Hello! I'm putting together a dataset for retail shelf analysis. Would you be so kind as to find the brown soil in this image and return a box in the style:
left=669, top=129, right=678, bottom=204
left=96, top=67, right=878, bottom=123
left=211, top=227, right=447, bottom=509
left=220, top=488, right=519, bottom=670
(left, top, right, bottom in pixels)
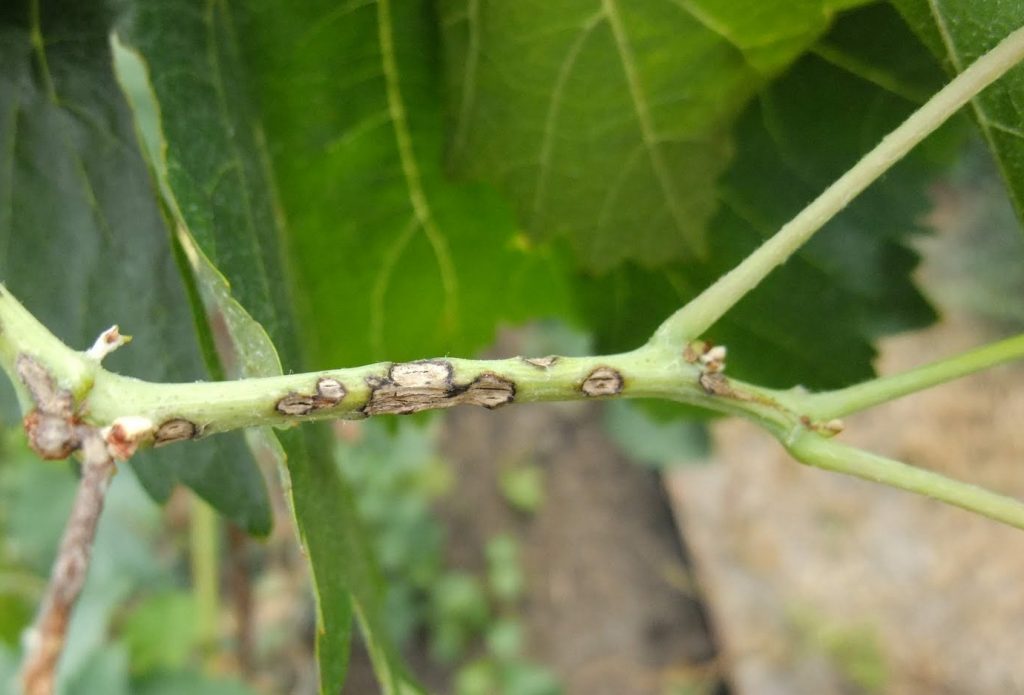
left=434, top=399, right=719, bottom=694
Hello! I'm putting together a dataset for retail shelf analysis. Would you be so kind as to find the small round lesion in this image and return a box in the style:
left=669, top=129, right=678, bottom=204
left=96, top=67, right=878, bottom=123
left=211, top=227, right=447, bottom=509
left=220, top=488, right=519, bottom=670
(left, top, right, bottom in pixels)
left=275, top=394, right=317, bottom=416
left=154, top=418, right=198, bottom=446
left=581, top=367, right=623, bottom=397
left=464, top=373, right=516, bottom=408
left=316, top=377, right=346, bottom=403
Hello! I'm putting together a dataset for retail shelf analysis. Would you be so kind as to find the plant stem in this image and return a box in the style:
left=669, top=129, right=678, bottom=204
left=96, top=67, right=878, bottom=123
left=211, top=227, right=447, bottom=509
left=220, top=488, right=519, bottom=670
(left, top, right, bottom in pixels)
left=652, top=23, right=1024, bottom=346
left=801, top=333, right=1024, bottom=420
left=787, top=432, right=1024, bottom=530
left=0, top=287, right=95, bottom=408
left=20, top=431, right=116, bottom=695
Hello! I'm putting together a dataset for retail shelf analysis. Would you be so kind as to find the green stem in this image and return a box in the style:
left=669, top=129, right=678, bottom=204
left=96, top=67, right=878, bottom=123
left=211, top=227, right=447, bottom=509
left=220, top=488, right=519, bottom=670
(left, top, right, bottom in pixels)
left=801, top=333, right=1024, bottom=420
left=652, top=23, right=1024, bottom=346
left=0, top=286, right=96, bottom=407
left=788, top=432, right=1024, bottom=530
left=190, top=495, right=220, bottom=664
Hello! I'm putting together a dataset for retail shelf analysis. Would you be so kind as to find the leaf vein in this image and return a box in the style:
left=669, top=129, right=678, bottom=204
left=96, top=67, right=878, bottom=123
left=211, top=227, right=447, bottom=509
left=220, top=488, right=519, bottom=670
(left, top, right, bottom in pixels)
left=603, top=0, right=698, bottom=254
left=531, top=10, right=604, bottom=225
left=377, top=0, right=459, bottom=335
left=449, top=0, right=481, bottom=162
left=370, top=216, right=418, bottom=357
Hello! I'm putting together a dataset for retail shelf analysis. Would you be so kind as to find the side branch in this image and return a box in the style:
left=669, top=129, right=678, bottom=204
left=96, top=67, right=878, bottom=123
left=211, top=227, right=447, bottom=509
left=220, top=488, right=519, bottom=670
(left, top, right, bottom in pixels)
left=787, top=432, right=1024, bottom=531
left=20, top=431, right=116, bottom=695
left=800, top=333, right=1024, bottom=420
left=651, top=24, right=1024, bottom=346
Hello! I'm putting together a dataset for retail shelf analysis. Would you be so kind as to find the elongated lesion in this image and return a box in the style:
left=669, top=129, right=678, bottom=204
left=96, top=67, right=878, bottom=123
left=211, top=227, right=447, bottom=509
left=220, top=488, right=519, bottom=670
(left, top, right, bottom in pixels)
left=362, top=360, right=515, bottom=415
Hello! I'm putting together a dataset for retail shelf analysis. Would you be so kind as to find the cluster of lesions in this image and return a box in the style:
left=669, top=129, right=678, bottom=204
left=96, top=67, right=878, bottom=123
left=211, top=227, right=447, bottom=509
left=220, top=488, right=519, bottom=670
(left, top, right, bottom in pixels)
left=684, top=340, right=843, bottom=437
left=270, top=355, right=632, bottom=420
left=520, top=353, right=626, bottom=398
left=272, top=362, right=518, bottom=418
left=362, top=361, right=516, bottom=415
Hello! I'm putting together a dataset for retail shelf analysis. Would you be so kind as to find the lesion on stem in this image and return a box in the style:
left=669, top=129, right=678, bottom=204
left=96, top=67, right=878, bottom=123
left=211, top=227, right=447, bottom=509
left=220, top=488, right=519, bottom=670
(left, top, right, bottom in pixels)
left=14, top=353, right=119, bottom=695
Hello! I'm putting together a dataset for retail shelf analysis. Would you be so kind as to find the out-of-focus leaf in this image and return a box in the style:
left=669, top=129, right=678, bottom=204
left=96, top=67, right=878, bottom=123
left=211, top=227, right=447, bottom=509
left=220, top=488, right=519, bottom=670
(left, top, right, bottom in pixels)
left=577, top=4, right=960, bottom=391
left=893, top=0, right=1024, bottom=232
left=229, top=0, right=572, bottom=369
left=439, top=0, right=872, bottom=270
left=115, top=6, right=419, bottom=692
left=603, top=401, right=709, bottom=468
left=120, top=592, right=199, bottom=674
left=0, top=1, right=271, bottom=535
left=132, top=671, right=262, bottom=695
left=64, top=645, right=130, bottom=695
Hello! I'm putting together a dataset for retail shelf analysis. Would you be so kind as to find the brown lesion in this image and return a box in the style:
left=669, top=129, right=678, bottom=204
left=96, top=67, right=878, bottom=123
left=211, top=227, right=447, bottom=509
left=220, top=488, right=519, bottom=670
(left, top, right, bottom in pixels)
left=17, top=354, right=80, bottom=460
left=154, top=418, right=199, bottom=446
left=522, top=355, right=559, bottom=369
left=363, top=360, right=515, bottom=415
left=581, top=366, right=623, bottom=397
left=274, top=375, right=349, bottom=417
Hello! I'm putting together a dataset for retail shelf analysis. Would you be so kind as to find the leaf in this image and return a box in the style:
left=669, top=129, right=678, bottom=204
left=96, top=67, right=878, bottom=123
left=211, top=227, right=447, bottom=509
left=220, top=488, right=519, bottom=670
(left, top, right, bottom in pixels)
left=132, top=671, right=261, bottom=695
left=231, top=0, right=573, bottom=369
left=892, top=0, right=1024, bottom=233
left=120, top=592, right=200, bottom=674
left=576, top=3, right=960, bottom=390
left=439, top=0, right=872, bottom=270
left=0, top=0, right=271, bottom=534
left=113, top=5, right=419, bottom=692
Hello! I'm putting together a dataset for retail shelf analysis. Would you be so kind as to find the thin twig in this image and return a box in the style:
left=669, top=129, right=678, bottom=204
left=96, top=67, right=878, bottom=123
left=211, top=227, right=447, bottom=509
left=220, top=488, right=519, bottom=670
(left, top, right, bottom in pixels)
left=20, top=430, right=115, bottom=695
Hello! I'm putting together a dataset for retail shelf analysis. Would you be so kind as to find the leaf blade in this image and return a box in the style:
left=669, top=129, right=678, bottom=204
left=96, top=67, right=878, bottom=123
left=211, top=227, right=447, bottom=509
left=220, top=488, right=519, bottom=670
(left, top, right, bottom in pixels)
left=892, top=0, right=1024, bottom=233
left=0, top=0, right=272, bottom=534
left=440, top=0, right=874, bottom=270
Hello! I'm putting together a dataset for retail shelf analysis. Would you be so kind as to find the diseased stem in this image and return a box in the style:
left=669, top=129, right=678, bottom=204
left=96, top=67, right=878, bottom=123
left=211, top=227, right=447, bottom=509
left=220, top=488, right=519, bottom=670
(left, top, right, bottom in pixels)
left=787, top=432, right=1024, bottom=531
left=20, top=431, right=116, bottom=695
left=652, top=23, right=1024, bottom=346
left=801, top=333, right=1024, bottom=420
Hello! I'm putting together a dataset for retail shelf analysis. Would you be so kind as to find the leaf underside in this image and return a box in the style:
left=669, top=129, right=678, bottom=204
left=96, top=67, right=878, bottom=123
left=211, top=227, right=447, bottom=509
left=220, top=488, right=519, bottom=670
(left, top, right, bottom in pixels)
left=893, top=0, right=1024, bottom=236
left=0, top=0, right=271, bottom=535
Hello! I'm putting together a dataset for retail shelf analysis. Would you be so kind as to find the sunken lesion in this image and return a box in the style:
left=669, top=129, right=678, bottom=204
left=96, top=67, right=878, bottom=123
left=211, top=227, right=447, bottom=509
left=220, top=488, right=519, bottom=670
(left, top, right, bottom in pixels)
left=522, top=355, right=559, bottom=369
left=274, top=375, right=349, bottom=417
left=363, top=360, right=515, bottom=416
left=580, top=366, right=623, bottom=397
left=154, top=418, right=199, bottom=446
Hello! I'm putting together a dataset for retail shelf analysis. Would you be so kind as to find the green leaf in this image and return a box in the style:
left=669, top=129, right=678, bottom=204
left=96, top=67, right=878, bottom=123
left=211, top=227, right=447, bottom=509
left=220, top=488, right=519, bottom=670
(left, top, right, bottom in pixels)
left=132, top=671, right=261, bottom=695
left=64, top=645, right=130, bottom=695
left=232, top=0, right=573, bottom=368
left=0, top=1, right=271, bottom=535
left=577, top=3, right=959, bottom=390
left=892, top=0, right=1024, bottom=233
left=113, top=5, right=419, bottom=692
left=603, top=401, right=709, bottom=468
left=120, top=592, right=200, bottom=675
left=439, top=0, right=871, bottom=270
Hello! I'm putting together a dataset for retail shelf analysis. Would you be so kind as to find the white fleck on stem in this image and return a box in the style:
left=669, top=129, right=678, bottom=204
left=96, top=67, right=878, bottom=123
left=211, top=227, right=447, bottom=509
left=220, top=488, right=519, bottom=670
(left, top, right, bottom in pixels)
left=85, top=325, right=131, bottom=362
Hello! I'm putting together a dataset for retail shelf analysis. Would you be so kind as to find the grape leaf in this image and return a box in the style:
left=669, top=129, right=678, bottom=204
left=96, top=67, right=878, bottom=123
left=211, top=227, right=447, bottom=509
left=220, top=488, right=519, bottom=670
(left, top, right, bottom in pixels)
left=0, top=0, right=271, bottom=535
left=113, top=4, right=419, bottom=693
left=892, top=0, right=1024, bottom=233
left=229, top=0, right=572, bottom=370
left=439, top=0, right=872, bottom=270
left=576, top=3, right=960, bottom=390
